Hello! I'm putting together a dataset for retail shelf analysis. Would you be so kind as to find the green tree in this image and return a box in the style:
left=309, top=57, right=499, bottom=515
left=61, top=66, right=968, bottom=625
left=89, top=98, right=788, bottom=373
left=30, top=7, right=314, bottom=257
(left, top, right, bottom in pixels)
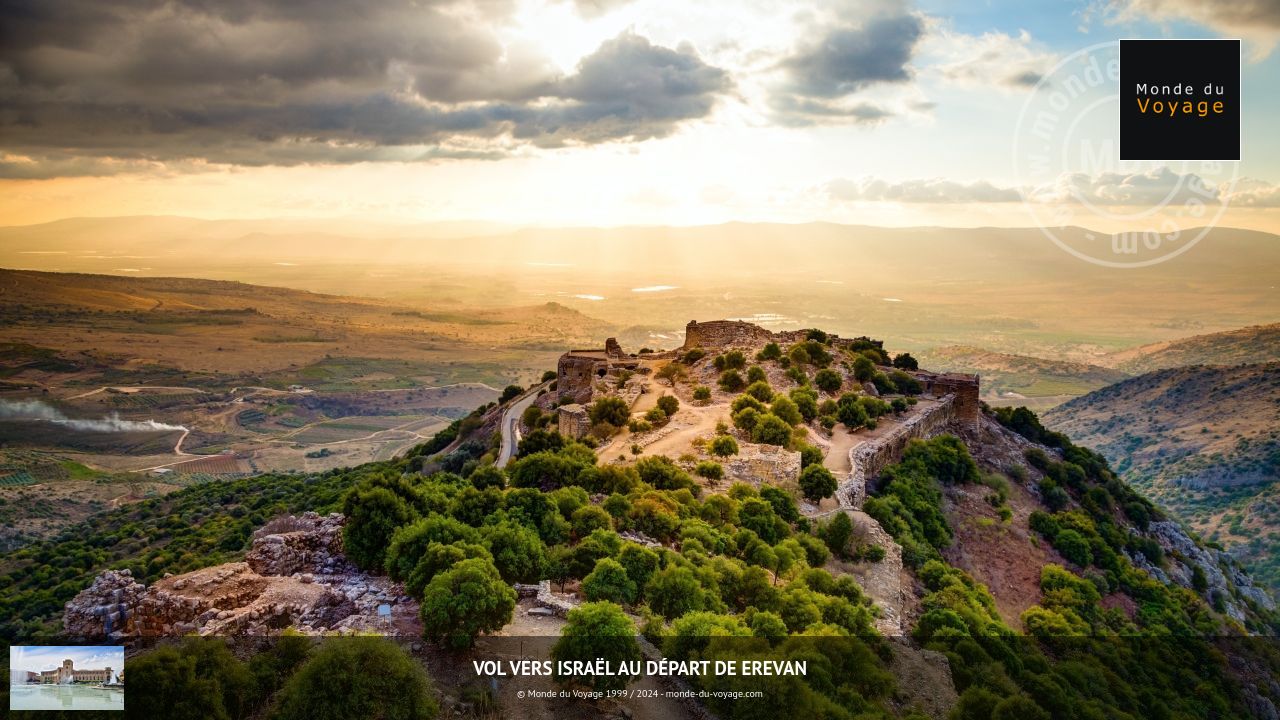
left=745, top=380, right=775, bottom=402
left=695, top=460, right=724, bottom=481
left=853, top=356, right=875, bottom=382
left=814, top=369, right=843, bottom=394
left=571, top=504, right=613, bottom=538
left=770, top=395, right=803, bottom=426
left=751, top=413, right=793, bottom=446
left=468, top=464, right=506, bottom=491
left=1052, top=529, right=1093, bottom=567
left=128, top=639, right=257, bottom=720
left=758, top=342, right=782, bottom=361
left=406, top=542, right=493, bottom=599
left=589, top=396, right=631, bottom=427
left=799, top=464, right=838, bottom=502
left=483, top=521, right=547, bottom=582
left=710, top=434, right=739, bottom=457
left=821, top=512, right=854, bottom=557
left=693, top=385, right=711, bottom=401
left=385, top=514, right=481, bottom=581
left=582, top=557, right=638, bottom=604
left=552, top=602, right=642, bottom=692
left=419, top=558, right=516, bottom=649
left=718, top=369, right=746, bottom=392
left=892, top=353, right=919, bottom=370
left=342, top=486, right=417, bottom=573
left=269, top=638, right=439, bottom=720
left=500, top=385, right=524, bottom=403
left=656, top=394, right=680, bottom=416
left=747, top=365, right=768, bottom=384
left=647, top=565, right=710, bottom=619
left=635, top=455, right=695, bottom=491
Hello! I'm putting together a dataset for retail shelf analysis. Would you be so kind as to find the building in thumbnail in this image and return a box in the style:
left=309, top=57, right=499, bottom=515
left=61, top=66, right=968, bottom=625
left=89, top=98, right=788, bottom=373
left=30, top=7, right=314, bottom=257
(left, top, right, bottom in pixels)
left=38, top=658, right=113, bottom=684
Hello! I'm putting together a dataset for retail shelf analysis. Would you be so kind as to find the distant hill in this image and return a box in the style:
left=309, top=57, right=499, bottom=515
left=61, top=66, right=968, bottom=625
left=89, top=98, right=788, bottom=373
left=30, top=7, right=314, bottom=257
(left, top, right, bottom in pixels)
left=919, top=346, right=1130, bottom=409
left=0, top=268, right=613, bottom=383
left=1045, top=363, right=1280, bottom=593
left=1102, top=323, right=1280, bottom=374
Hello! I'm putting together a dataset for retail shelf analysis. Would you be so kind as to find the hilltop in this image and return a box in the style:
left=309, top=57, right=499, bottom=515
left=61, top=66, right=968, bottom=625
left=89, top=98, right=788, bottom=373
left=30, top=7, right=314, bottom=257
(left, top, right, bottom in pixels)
left=2, top=319, right=1277, bottom=720
left=1102, top=322, right=1280, bottom=374
left=1045, top=362, right=1280, bottom=594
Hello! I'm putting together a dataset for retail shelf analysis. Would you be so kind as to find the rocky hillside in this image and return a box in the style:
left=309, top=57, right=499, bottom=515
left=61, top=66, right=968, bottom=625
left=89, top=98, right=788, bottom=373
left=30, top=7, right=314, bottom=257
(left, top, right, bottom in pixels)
left=1104, top=322, right=1280, bottom=374
left=1045, top=363, right=1280, bottom=593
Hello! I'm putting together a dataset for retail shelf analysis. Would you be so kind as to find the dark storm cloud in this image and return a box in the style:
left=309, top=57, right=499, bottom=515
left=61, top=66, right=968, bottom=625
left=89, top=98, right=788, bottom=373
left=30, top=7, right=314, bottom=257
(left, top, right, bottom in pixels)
left=772, top=9, right=923, bottom=124
left=0, top=1, right=730, bottom=177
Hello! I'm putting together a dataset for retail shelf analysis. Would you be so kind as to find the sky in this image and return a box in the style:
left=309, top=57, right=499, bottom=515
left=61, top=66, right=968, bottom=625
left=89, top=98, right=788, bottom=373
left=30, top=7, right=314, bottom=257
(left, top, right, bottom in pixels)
left=9, top=645, right=124, bottom=676
left=2, top=0, right=1280, bottom=231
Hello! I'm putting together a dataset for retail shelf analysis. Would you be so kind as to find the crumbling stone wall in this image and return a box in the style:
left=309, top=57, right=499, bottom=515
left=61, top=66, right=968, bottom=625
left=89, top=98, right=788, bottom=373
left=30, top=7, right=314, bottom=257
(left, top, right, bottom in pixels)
left=914, top=372, right=980, bottom=427
left=556, top=404, right=590, bottom=440
left=682, top=320, right=777, bottom=350
left=722, top=442, right=802, bottom=493
left=836, top=397, right=958, bottom=507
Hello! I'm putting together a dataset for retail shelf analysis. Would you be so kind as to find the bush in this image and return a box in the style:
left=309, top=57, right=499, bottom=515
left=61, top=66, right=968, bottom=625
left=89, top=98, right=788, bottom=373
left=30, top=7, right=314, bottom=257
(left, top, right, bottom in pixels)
left=758, top=342, right=782, bottom=361
left=770, top=395, right=803, bottom=426
left=582, top=558, right=638, bottom=604
left=814, top=369, right=843, bottom=393
left=468, top=465, right=506, bottom=491
left=693, top=385, right=711, bottom=401
left=644, top=407, right=668, bottom=425
left=552, top=602, right=642, bottom=692
left=342, top=486, right=417, bottom=573
left=419, top=558, right=516, bottom=649
left=799, top=464, right=838, bottom=502
left=269, top=638, right=439, bottom=720
left=892, top=353, right=919, bottom=371
left=745, top=380, right=775, bottom=402
left=751, top=413, right=793, bottom=446
left=500, top=385, right=524, bottom=403
left=747, top=365, right=768, bottom=384
left=483, top=521, right=547, bottom=583
left=635, top=455, right=696, bottom=491
left=405, top=542, right=492, bottom=599
left=821, top=512, right=853, bottom=557
left=718, top=370, right=746, bottom=392
left=710, top=435, right=739, bottom=457
left=695, top=461, right=724, bottom=481
left=128, top=639, right=257, bottom=720
left=656, top=395, right=680, bottom=416
left=589, top=397, right=631, bottom=427
left=1052, top=529, right=1093, bottom=567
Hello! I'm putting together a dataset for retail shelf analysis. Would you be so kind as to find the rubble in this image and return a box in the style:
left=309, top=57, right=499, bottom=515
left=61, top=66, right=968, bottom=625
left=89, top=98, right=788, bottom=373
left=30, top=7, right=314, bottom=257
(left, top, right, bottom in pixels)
left=64, top=512, right=417, bottom=638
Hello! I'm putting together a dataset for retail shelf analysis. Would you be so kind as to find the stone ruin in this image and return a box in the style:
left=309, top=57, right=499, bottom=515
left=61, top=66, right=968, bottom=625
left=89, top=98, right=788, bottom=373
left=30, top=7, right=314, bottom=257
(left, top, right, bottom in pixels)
left=556, top=337, right=644, bottom=404
left=64, top=512, right=417, bottom=639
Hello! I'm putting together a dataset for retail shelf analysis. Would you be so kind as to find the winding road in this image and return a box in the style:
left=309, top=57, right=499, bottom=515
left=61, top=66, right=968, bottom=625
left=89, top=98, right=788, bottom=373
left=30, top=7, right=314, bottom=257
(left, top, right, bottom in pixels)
left=496, top=382, right=550, bottom=468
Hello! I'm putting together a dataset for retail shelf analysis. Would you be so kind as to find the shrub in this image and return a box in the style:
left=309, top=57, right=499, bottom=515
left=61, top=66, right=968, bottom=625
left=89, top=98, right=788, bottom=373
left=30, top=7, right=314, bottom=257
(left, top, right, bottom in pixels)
left=747, top=365, right=768, bottom=384
left=500, top=385, right=524, bottom=403
left=718, top=370, right=746, bottom=392
left=892, top=353, right=919, bottom=371
left=589, top=397, right=631, bottom=427
left=468, top=465, right=506, bottom=491
left=582, top=558, right=638, bottom=604
left=405, top=542, right=492, bottom=599
left=552, top=602, right=642, bottom=692
left=343, top=486, right=417, bottom=573
left=644, top=407, right=668, bottom=424
left=635, top=455, right=696, bottom=491
left=799, top=464, right=838, bottom=502
left=692, top=385, right=711, bottom=401
left=419, top=558, right=516, bottom=649
left=821, top=512, right=853, bottom=557
left=270, top=638, right=439, bottom=720
left=758, top=342, right=782, bottom=361
left=656, top=395, right=680, bottom=416
left=710, top=435, right=739, bottom=457
left=751, top=413, right=793, bottom=446
left=814, top=369, right=843, bottom=393
left=770, top=395, right=803, bottom=426
left=482, top=522, right=547, bottom=583
left=745, top=380, right=775, bottom=402
left=695, top=461, right=724, bottom=481
left=1053, top=529, right=1093, bottom=567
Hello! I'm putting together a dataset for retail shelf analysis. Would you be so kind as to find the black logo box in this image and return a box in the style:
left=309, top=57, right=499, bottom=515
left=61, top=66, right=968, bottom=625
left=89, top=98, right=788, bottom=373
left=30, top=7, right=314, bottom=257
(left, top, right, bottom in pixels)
left=1120, top=39, right=1241, bottom=161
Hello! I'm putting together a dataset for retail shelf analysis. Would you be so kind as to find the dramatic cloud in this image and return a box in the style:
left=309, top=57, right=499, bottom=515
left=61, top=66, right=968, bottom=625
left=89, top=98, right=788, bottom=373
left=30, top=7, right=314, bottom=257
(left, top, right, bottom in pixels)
left=1222, top=177, right=1280, bottom=207
left=771, top=7, right=924, bottom=124
left=826, top=177, right=1021, bottom=203
left=0, top=1, right=730, bottom=177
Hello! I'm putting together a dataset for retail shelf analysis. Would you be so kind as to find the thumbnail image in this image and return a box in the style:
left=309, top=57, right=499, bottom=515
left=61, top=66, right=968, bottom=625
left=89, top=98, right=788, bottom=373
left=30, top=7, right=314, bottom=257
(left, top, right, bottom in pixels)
left=8, top=646, right=124, bottom=712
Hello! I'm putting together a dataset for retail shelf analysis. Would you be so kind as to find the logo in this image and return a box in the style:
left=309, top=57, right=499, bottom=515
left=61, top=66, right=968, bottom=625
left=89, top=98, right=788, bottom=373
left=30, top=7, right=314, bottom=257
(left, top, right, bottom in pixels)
left=1013, top=42, right=1240, bottom=269
left=1120, top=39, right=1240, bottom=161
